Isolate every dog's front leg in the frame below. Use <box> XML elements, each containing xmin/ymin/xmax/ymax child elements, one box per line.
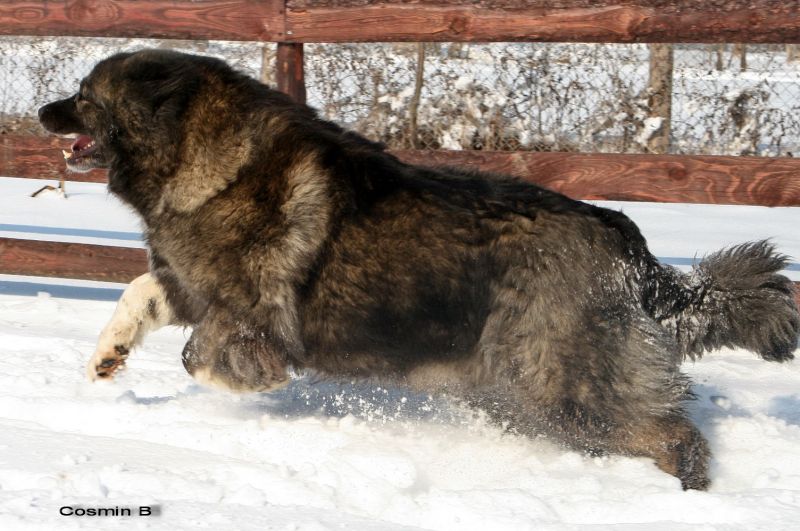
<box><xmin>87</xmin><ymin>272</ymin><xmax>177</xmax><ymax>381</ymax></box>
<box><xmin>181</xmin><ymin>307</ymin><xmax>290</xmax><ymax>393</ymax></box>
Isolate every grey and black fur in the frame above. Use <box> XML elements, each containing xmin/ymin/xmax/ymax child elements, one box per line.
<box><xmin>38</xmin><ymin>49</ymin><xmax>800</xmax><ymax>490</ymax></box>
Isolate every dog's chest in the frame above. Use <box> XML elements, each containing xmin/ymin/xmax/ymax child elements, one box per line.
<box><xmin>145</xmin><ymin>216</ymin><xmax>255</xmax><ymax>303</ymax></box>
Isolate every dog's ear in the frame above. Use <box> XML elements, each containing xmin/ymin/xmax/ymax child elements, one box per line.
<box><xmin>38</xmin><ymin>95</ymin><xmax>84</xmax><ymax>134</ymax></box>
<box><xmin>124</xmin><ymin>54</ymin><xmax>201</xmax><ymax>121</ymax></box>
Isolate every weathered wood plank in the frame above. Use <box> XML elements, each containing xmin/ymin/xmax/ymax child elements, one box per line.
<box><xmin>0</xmin><ymin>0</ymin><xmax>286</xmax><ymax>41</ymax></box>
<box><xmin>4</xmin><ymin>135</ymin><xmax>800</xmax><ymax>206</ymax></box>
<box><xmin>393</xmin><ymin>150</ymin><xmax>800</xmax><ymax>206</ymax></box>
<box><xmin>0</xmin><ymin>238</ymin><xmax>147</xmax><ymax>283</ymax></box>
<box><xmin>1</xmin><ymin>1</ymin><xmax>798</xmax><ymax>43</ymax></box>
<box><xmin>276</xmin><ymin>42</ymin><xmax>306</xmax><ymax>104</ymax></box>
<box><xmin>285</xmin><ymin>1</ymin><xmax>800</xmax><ymax>44</ymax></box>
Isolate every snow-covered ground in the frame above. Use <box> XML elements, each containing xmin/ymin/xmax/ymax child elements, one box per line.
<box><xmin>1</xmin><ymin>176</ymin><xmax>800</xmax><ymax>530</ymax></box>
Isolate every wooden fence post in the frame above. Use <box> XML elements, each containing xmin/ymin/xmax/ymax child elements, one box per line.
<box><xmin>276</xmin><ymin>42</ymin><xmax>306</xmax><ymax>105</ymax></box>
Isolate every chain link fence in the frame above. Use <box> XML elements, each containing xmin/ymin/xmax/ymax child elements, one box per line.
<box><xmin>2</xmin><ymin>37</ymin><xmax>799</xmax><ymax>156</ymax></box>
<box><xmin>0</xmin><ymin>37</ymin><xmax>269</xmax><ymax>136</ymax></box>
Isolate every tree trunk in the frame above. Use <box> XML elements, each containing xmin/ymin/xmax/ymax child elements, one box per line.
<box><xmin>646</xmin><ymin>43</ymin><xmax>673</xmax><ymax>154</ymax></box>
<box><xmin>734</xmin><ymin>43</ymin><xmax>747</xmax><ymax>71</ymax></box>
<box><xmin>408</xmin><ymin>43</ymin><xmax>426</xmax><ymax>149</ymax></box>
<box><xmin>715</xmin><ymin>44</ymin><xmax>725</xmax><ymax>71</ymax></box>
<box><xmin>260</xmin><ymin>45</ymin><xmax>274</xmax><ymax>85</ymax></box>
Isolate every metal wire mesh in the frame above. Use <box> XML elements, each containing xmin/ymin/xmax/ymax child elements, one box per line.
<box><xmin>2</xmin><ymin>37</ymin><xmax>798</xmax><ymax>156</ymax></box>
<box><xmin>306</xmin><ymin>42</ymin><xmax>800</xmax><ymax>156</ymax></box>
<box><xmin>0</xmin><ymin>37</ymin><xmax>270</xmax><ymax>135</ymax></box>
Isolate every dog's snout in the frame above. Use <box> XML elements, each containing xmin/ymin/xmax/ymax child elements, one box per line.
<box><xmin>38</xmin><ymin>95</ymin><xmax>83</xmax><ymax>134</ymax></box>
<box><xmin>37</xmin><ymin>101</ymin><xmax>58</xmax><ymax>127</ymax></box>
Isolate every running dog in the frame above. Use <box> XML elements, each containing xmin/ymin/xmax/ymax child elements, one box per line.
<box><xmin>39</xmin><ymin>49</ymin><xmax>799</xmax><ymax>490</ymax></box>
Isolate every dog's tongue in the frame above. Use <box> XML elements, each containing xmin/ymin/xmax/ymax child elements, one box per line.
<box><xmin>71</xmin><ymin>135</ymin><xmax>94</xmax><ymax>153</ymax></box>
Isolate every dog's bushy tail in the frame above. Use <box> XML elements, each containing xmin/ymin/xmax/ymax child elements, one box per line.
<box><xmin>646</xmin><ymin>241</ymin><xmax>799</xmax><ymax>361</ymax></box>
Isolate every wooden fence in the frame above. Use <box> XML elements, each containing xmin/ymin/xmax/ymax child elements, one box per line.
<box><xmin>0</xmin><ymin>0</ymin><xmax>799</xmax><ymax>302</ymax></box>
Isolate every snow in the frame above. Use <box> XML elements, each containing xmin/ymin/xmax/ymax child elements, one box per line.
<box><xmin>1</xmin><ymin>176</ymin><xmax>800</xmax><ymax>529</ymax></box>
<box><xmin>634</xmin><ymin>117</ymin><xmax>664</xmax><ymax>147</ymax></box>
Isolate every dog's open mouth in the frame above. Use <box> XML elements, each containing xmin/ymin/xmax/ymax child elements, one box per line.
<box><xmin>62</xmin><ymin>135</ymin><xmax>104</xmax><ymax>172</ymax></box>
<box><xmin>63</xmin><ymin>135</ymin><xmax>98</xmax><ymax>162</ymax></box>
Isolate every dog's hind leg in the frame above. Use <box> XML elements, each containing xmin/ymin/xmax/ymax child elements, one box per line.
<box><xmin>610</xmin><ymin>411</ymin><xmax>710</xmax><ymax>490</ymax></box>
<box><xmin>87</xmin><ymin>273</ymin><xmax>177</xmax><ymax>381</ymax></box>
<box><xmin>493</xmin><ymin>302</ymin><xmax>711</xmax><ymax>489</ymax></box>
<box><xmin>505</xmin><ymin>394</ymin><xmax>710</xmax><ymax>489</ymax></box>
<box><xmin>569</xmin><ymin>314</ymin><xmax>710</xmax><ymax>490</ymax></box>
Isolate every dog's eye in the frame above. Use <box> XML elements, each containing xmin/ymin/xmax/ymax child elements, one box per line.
<box><xmin>75</xmin><ymin>93</ymin><xmax>93</xmax><ymax>106</ymax></box>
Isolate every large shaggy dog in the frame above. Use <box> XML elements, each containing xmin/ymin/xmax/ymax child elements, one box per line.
<box><xmin>39</xmin><ymin>49</ymin><xmax>799</xmax><ymax>490</ymax></box>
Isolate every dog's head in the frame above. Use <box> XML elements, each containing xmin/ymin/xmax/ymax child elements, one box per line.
<box><xmin>37</xmin><ymin>61</ymin><xmax>118</xmax><ymax>173</ymax></box>
<box><xmin>39</xmin><ymin>49</ymin><xmax>330</xmax><ymax>215</ymax></box>
<box><xmin>38</xmin><ymin>49</ymin><xmax>211</xmax><ymax>176</ymax></box>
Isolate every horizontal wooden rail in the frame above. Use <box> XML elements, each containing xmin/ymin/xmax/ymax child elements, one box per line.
<box><xmin>5</xmin><ymin>135</ymin><xmax>799</xmax><ymax>206</ymax></box>
<box><xmin>0</xmin><ymin>0</ymin><xmax>286</xmax><ymax>41</ymax></box>
<box><xmin>0</xmin><ymin>237</ymin><xmax>147</xmax><ymax>283</ymax></box>
<box><xmin>393</xmin><ymin>150</ymin><xmax>800</xmax><ymax>207</ymax></box>
<box><xmin>1</xmin><ymin>0</ymin><xmax>798</xmax><ymax>43</ymax></box>
<box><xmin>284</xmin><ymin>1</ymin><xmax>800</xmax><ymax>44</ymax></box>
<box><xmin>1</xmin><ymin>238</ymin><xmax>799</xmax><ymax>309</ymax></box>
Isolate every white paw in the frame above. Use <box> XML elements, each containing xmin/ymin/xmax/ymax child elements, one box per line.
<box><xmin>86</xmin><ymin>345</ymin><xmax>129</xmax><ymax>381</ymax></box>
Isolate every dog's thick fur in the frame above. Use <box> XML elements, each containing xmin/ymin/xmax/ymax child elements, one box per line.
<box><xmin>39</xmin><ymin>49</ymin><xmax>800</xmax><ymax>490</ymax></box>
